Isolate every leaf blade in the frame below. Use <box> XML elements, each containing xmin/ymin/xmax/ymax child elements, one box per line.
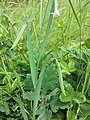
<box><xmin>38</xmin><ymin>1</ymin><xmax>54</xmax><ymax>62</ymax></box>
<box><xmin>26</xmin><ymin>21</ymin><xmax>37</xmax><ymax>89</ymax></box>
<box><xmin>17</xmin><ymin>96</ymin><xmax>28</xmax><ymax>120</ymax></box>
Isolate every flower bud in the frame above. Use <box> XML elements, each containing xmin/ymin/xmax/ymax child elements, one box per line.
<box><xmin>54</xmin><ymin>9</ymin><xmax>60</xmax><ymax>18</ymax></box>
<box><xmin>54</xmin><ymin>0</ymin><xmax>60</xmax><ymax>18</ymax></box>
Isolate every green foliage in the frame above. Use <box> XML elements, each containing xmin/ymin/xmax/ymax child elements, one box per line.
<box><xmin>41</xmin><ymin>65</ymin><xmax>58</xmax><ymax>94</ymax></box>
<box><xmin>85</xmin><ymin>38</ymin><xmax>90</xmax><ymax>49</ymax></box>
<box><xmin>26</xmin><ymin>17</ymin><xmax>37</xmax><ymax>90</ymax></box>
<box><xmin>60</xmin><ymin>61</ymin><xmax>76</xmax><ymax>75</ymax></box>
<box><xmin>60</xmin><ymin>81</ymin><xmax>86</xmax><ymax>103</ymax></box>
<box><xmin>0</xmin><ymin>0</ymin><xmax>90</xmax><ymax>120</ymax></box>
<box><xmin>17</xmin><ymin>96</ymin><xmax>28</xmax><ymax>120</ymax></box>
<box><xmin>56</xmin><ymin>59</ymin><xmax>66</xmax><ymax>95</ymax></box>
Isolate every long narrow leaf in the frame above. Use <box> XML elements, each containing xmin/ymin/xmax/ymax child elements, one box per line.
<box><xmin>68</xmin><ymin>0</ymin><xmax>80</xmax><ymax>27</ymax></box>
<box><xmin>26</xmin><ymin>21</ymin><xmax>37</xmax><ymax>89</ymax></box>
<box><xmin>42</xmin><ymin>0</ymin><xmax>52</xmax><ymax>26</ymax></box>
<box><xmin>0</xmin><ymin>23</ymin><xmax>9</xmax><ymax>33</ymax></box>
<box><xmin>17</xmin><ymin>96</ymin><xmax>28</xmax><ymax>120</ymax></box>
<box><xmin>82</xmin><ymin>56</ymin><xmax>90</xmax><ymax>94</ymax></box>
<box><xmin>38</xmin><ymin>0</ymin><xmax>54</xmax><ymax>62</ymax></box>
<box><xmin>11</xmin><ymin>17</ymin><xmax>26</xmax><ymax>49</ymax></box>
<box><xmin>11</xmin><ymin>16</ymin><xmax>34</xmax><ymax>49</ymax></box>
<box><xmin>81</xmin><ymin>0</ymin><xmax>90</xmax><ymax>11</ymax></box>
<box><xmin>11</xmin><ymin>24</ymin><xmax>26</xmax><ymax>49</ymax></box>
<box><xmin>33</xmin><ymin>55</ymin><xmax>51</xmax><ymax>119</ymax></box>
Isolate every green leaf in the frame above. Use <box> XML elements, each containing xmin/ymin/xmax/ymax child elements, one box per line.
<box><xmin>60</xmin><ymin>61</ymin><xmax>70</xmax><ymax>75</ymax></box>
<box><xmin>24</xmin><ymin>74</ymin><xmax>34</xmax><ymax>91</ymax></box>
<box><xmin>85</xmin><ymin>38</ymin><xmax>90</xmax><ymax>49</ymax></box>
<box><xmin>60</xmin><ymin>81</ymin><xmax>86</xmax><ymax>103</ymax></box>
<box><xmin>60</xmin><ymin>89</ymin><xmax>86</xmax><ymax>103</ymax></box>
<box><xmin>11</xmin><ymin>78</ymin><xmax>19</xmax><ymax>91</ymax></box>
<box><xmin>42</xmin><ymin>0</ymin><xmax>52</xmax><ymax>26</ymax></box>
<box><xmin>79</xmin><ymin>103</ymin><xmax>90</xmax><ymax>117</ymax></box>
<box><xmin>26</xmin><ymin>19</ymin><xmax>37</xmax><ymax>89</ymax></box>
<box><xmin>51</xmin><ymin>112</ymin><xmax>64</xmax><ymax>120</ymax></box>
<box><xmin>42</xmin><ymin>65</ymin><xmax>58</xmax><ymax>94</ymax></box>
<box><xmin>17</xmin><ymin>96</ymin><xmax>28</xmax><ymax>120</ymax></box>
<box><xmin>11</xmin><ymin>23</ymin><xmax>26</xmax><ymax>49</ymax></box>
<box><xmin>36</xmin><ymin>106</ymin><xmax>52</xmax><ymax>120</ymax></box>
<box><xmin>67</xmin><ymin>110</ymin><xmax>76</xmax><ymax>120</ymax></box>
<box><xmin>23</xmin><ymin>91</ymin><xmax>34</xmax><ymax>100</ymax></box>
<box><xmin>11</xmin><ymin>16</ymin><xmax>34</xmax><ymax>49</ymax></box>
<box><xmin>45</xmin><ymin>88</ymin><xmax>59</xmax><ymax>100</ymax></box>
<box><xmin>56</xmin><ymin>59</ymin><xmax>66</xmax><ymax>95</ymax></box>
<box><xmin>60</xmin><ymin>61</ymin><xmax>68</xmax><ymax>70</ymax></box>
<box><xmin>33</xmin><ymin>55</ymin><xmax>50</xmax><ymax>119</ymax></box>
<box><xmin>82</xmin><ymin>56</ymin><xmax>90</xmax><ymax>94</ymax></box>
<box><xmin>60</xmin><ymin>61</ymin><xmax>76</xmax><ymax>75</ymax></box>
<box><xmin>0</xmin><ymin>23</ymin><xmax>9</xmax><ymax>33</ymax></box>
<box><xmin>74</xmin><ymin>92</ymin><xmax>86</xmax><ymax>103</ymax></box>
<box><xmin>38</xmin><ymin>1</ymin><xmax>54</xmax><ymax>62</ymax></box>
<box><xmin>0</xmin><ymin>47</ymin><xmax>7</xmax><ymax>55</ymax></box>
<box><xmin>0</xmin><ymin>102</ymin><xmax>9</xmax><ymax>115</ymax></box>
<box><xmin>36</xmin><ymin>106</ymin><xmax>46</xmax><ymax>118</ymax></box>
<box><xmin>68</xmin><ymin>61</ymin><xmax>76</xmax><ymax>72</ymax></box>
<box><xmin>68</xmin><ymin>0</ymin><xmax>80</xmax><ymax>27</ymax></box>
<box><xmin>60</xmin><ymin>90</ymin><xmax>74</xmax><ymax>102</ymax></box>
<box><xmin>50</xmin><ymin>97</ymin><xmax>69</xmax><ymax>113</ymax></box>
<box><xmin>64</xmin><ymin>81</ymin><xmax>74</xmax><ymax>92</ymax></box>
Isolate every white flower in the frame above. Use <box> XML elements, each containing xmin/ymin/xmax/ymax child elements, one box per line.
<box><xmin>50</xmin><ymin>0</ymin><xmax>60</xmax><ymax>18</ymax></box>
<box><xmin>54</xmin><ymin>9</ymin><xmax>60</xmax><ymax>18</ymax></box>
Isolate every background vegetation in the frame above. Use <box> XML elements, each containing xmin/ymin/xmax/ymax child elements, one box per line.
<box><xmin>0</xmin><ymin>0</ymin><xmax>90</xmax><ymax>120</ymax></box>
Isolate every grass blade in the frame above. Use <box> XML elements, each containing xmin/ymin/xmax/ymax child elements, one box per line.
<box><xmin>85</xmin><ymin>76</ymin><xmax>90</xmax><ymax>94</ymax></box>
<box><xmin>11</xmin><ymin>16</ymin><xmax>34</xmax><ymax>49</ymax></box>
<box><xmin>68</xmin><ymin>0</ymin><xmax>80</xmax><ymax>27</ymax></box>
<box><xmin>11</xmin><ymin>24</ymin><xmax>26</xmax><ymax>49</ymax></box>
<box><xmin>40</xmin><ymin>0</ymin><xmax>42</xmax><ymax>31</ymax></box>
<box><xmin>11</xmin><ymin>17</ymin><xmax>27</xmax><ymax>49</ymax></box>
<box><xmin>82</xmin><ymin>56</ymin><xmax>90</xmax><ymax>95</ymax></box>
<box><xmin>17</xmin><ymin>96</ymin><xmax>28</xmax><ymax>120</ymax></box>
<box><xmin>26</xmin><ymin>20</ymin><xmax>37</xmax><ymax>89</ymax></box>
<box><xmin>81</xmin><ymin>0</ymin><xmax>90</xmax><ymax>11</ymax></box>
<box><xmin>0</xmin><ymin>23</ymin><xmax>9</xmax><ymax>33</ymax></box>
<box><xmin>38</xmin><ymin>0</ymin><xmax>54</xmax><ymax>62</ymax></box>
